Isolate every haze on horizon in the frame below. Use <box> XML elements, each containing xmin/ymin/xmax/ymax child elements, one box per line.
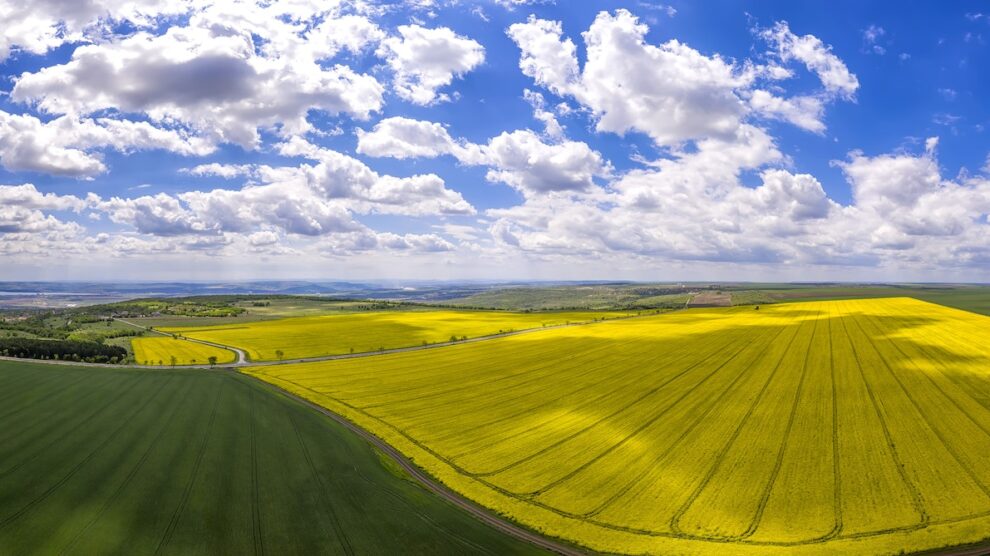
<box><xmin>1</xmin><ymin>1</ymin><xmax>989</xmax><ymax>282</ymax></box>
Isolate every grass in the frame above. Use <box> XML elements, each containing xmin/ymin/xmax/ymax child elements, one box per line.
<box><xmin>0</xmin><ymin>361</ymin><xmax>547</xmax><ymax>555</ymax></box>
<box><xmin>130</xmin><ymin>298</ymin><xmax>412</xmax><ymax>328</ymax></box>
<box><xmin>131</xmin><ymin>337</ymin><xmax>236</xmax><ymax>366</ymax></box>
<box><xmin>445</xmin><ymin>285</ymin><xmax>693</xmax><ymax>310</ymax></box>
<box><xmin>247</xmin><ymin>298</ymin><xmax>990</xmax><ymax>555</ymax></box>
<box><xmin>161</xmin><ymin>309</ymin><xmax>636</xmax><ymax>361</ymax></box>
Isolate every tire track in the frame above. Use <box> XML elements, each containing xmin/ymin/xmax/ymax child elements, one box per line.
<box><xmin>0</xmin><ymin>371</ymin><xmax>117</xmax><ymax>447</ymax></box>
<box><xmin>0</xmin><ymin>375</ymin><xmax>173</xmax><ymax>531</ymax></box>
<box><xmin>240</xmin><ymin>349</ymin><xmax>990</xmax><ymax>551</ymax></box>
<box><xmin>848</xmin><ymin>312</ymin><xmax>990</xmax><ymax>502</ymax></box>
<box><xmin>153</xmin><ymin>380</ymin><xmax>224</xmax><ymax>556</ymax></box>
<box><xmin>468</xmin><ymin>323</ymin><xmax>775</xmax><ymax>480</ymax></box>
<box><xmin>0</xmin><ymin>369</ymin><xmax>82</xmax><ymax>419</ymax></box>
<box><xmin>287</xmin><ymin>410</ymin><xmax>354</xmax><ymax>556</ymax></box>
<box><xmin>430</xmin><ymin>316</ymin><xmax>762</xmax><ymax>439</ymax></box>
<box><xmin>581</xmin><ymin>325</ymin><xmax>792</xmax><ymax>520</ymax></box>
<box><xmin>436</xmin><ymin>339</ymin><xmax>707</xmax><ymax>450</ymax></box>
<box><xmin>668</xmin><ymin>319</ymin><xmax>805</xmax><ymax>536</ymax></box>
<box><xmin>57</xmin><ymin>377</ymin><xmax>196</xmax><ymax>555</ymax></box>
<box><xmin>0</xmin><ymin>374</ymin><xmax>146</xmax><ymax>479</ymax></box>
<box><xmin>862</xmin><ymin>304</ymin><xmax>990</xmax><ymax>443</ymax></box>
<box><xmin>244</xmin><ymin>373</ymin><xmax>584</xmax><ymax>556</ymax></box>
<box><xmin>249</xmin><ymin>387</ymin><xmax>265</xmax><ymax>556</ymax></box>
<box><xmin>825</xmin><ymin>304</ymin><xmax>844</xmax><ymax>540</ymax></box>
<box><xmin>835</xmin><ymin>306</ymin><xmax>929</xmax><ymax>528</ymax></box>
<box><xmin>358</xmin><ymin>337</ymin><xmax>636</xmax><ymax>411</ymax></box>
<box><xmin>739</xmin><ymin>311</ymin><xmax>821</xmax><ymax>539</ymax></box>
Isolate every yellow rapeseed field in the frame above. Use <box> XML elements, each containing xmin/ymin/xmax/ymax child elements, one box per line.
<box><xmin>162</xmin><ymin>309</ymin><xmax>635</xmax><ymax>361</ymax></box>
<box><xmin>132</xmin><ymin>336</ymin><xmax>236</xmax><ymax>366</ymax></box>
<box><xmin>245</xmin><ymin>298</ymin><xmax>990</xmax><ymax>555</ymax></box>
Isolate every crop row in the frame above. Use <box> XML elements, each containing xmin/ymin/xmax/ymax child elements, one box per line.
<box><xmin>248</xmin><ymin>298</ymin><xmax>990</xmax><ymax>555</ymax></box>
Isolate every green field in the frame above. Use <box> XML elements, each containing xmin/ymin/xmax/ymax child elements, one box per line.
<box><xmin>0</xmin><ymin>361</ymin><xmax>546</xmax><ymax>555</ymax></box>
<box><xmin>161</xmin><ymin>309</ymin><xmax>635</xmax><ymax>361</ymax></box>
<box><xmin>446</xmin><ymin>285</ymin><xmax>692</xmax><ymax>310</ymax></box>
<box><xmin>129</xmin><ymin>298</ymin><xmax>412</xmax><ymax>328</ymax></box>
<box><xmin>249</xmin><ymin>298</ymin><xmax>990</xmax><ymax>555</ymax></box>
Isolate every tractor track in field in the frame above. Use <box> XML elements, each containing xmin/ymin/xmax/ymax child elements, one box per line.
<box><xmin>668</xmin><ymin>322</ymin><xmax>805</xmax><ymax>536</ymax></box>
<box><xmin>239</xmin><ymin>371</ymin><xmax>588</xmax><ymax>556</ymax></box>
<box><xmin>249</xmin><ymin>387</ymin><xmax>267</xmax><ymax>556</ymax></box>
<box><xmin>837</xmin><ymin>312</ymin><xmax>930</xmax><ymax>529</ymax></box>
<box><xmin>0</xmin><ymin>375</ymin><xmax>173</xmax><ymax>531</ymax></box>
<box><xmin>58</xmin><ymin>379</ymin><xmax>195</xmax><ymax>555</ymax></box>
<box><xmin>850</xmin><ymin>311</ymin><xmax>990</xmax><ymax>500</ymax></box>
<box><xmin>154</xmin><ymin>383</ymin><xmax>224</xmax><ymax>556</ymax></box>
<box><xmin>739</xmin><ymin>312</ymin><xmax>821</xmax><ymax>540</ymax></box>
<box><xmin>287</xmin><ymin>411</ymin><xmax>353</xmax><ymax>556</ymax></box>
<box><xmin>0</xmin><ymin>376</ymin><xmax>146</xmax><ymax>480</ymax></box>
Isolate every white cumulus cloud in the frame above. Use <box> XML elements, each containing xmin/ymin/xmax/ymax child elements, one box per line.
<box><xmin>376</xmin><ymin>24</ymin><xmax>485</xmax><ymax>105</ymax></box>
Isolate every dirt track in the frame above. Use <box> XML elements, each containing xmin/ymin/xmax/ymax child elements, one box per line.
<box><xmin>239</xmin><ymin>371</ymin><xmax>588</xmax><ymax>556</ymax></box>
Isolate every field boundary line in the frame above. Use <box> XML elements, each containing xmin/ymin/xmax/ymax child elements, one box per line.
<box><xmin>238</xmin><ymin>371</ymin><xmax>588</xmax><ymax>556</ymax></box>
<box><xmin>243</xmin><ymin>347</ymin><xmax>990</xmax><ymax>550</ymax></box>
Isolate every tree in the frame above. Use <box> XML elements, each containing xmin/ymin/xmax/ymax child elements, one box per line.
<box><xmin>275</xmin><ymin>349</ymin><xmax>284</xmax><ymax>361</ymax></box>
<box><xmin>170</xmin><ymin>355</ymin><xmax>177</xmax><ymax>367</ymax></box>
<box><xmin>208</xmin><ymin>356</ymin><xmax>217</xmax><ymax>368</ymax></box>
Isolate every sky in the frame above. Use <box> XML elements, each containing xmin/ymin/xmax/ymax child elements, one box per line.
<box><xmin>1</xmin><ymin>0</ymin><xmax>989</xmax><ymax>282</ymax></box>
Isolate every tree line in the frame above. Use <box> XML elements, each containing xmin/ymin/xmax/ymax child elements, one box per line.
<box><xmin>0</xmin><ymin>338</ymin><xmax>128</xmax><ymax>364</ymax></box>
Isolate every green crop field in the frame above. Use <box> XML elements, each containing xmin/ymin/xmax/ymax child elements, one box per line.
<box><xmin>161</xmin><ymin>309</ymin><xmax>635</xmax><ymax>361</ymax></box>
<box><xmin>248</xmin><ymin>298</ymin><xmax>990</xmax><ymax>555</ymax></box>
<box><xmin>0</xmin><ymin>361</ymin><xmax>546</xmax><ymax>555</ymax></box>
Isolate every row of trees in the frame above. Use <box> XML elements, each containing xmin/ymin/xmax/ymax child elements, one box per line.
<box><xmin>0</xmin><ymin>338</ymin><xmax>128</xmax><ymax>363</ymax></box>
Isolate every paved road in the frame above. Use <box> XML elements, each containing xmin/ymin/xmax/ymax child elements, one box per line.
<box><xmin>113</xmin><ymin>313</ymin><xmax>656</xmax><ymax>369</ymax></box>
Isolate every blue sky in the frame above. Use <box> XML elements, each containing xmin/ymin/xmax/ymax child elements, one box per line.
<box><xmin>1</xmin><ymin>1</ymin><xmax>988</xmax><ymax>281</ymax></box>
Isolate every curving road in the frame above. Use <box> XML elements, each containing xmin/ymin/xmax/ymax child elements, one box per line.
<box><xmin>113</xmin><ymin>313</ymin><xmax>655</xmax><ymax>369</ymax></box>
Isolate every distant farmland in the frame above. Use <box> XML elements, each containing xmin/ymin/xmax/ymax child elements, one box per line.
<box><xmin>248</xmin><ymin>298</ymin><xmax>990</xmax><ymax>554</ymax></box>
<box><xmin>160</xmin><ymin>309</ymin><xmax>635</xmax><ymax>361</ymax></box>
<box><xmin>0</xmin><ymin>361</ymin><xmax>546</xmax><ymax>555</ymax></box>
<box><xmin>132</xmin><ymin>336</ymin><xmax>236</xmax><ymax>366</ymax></box>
